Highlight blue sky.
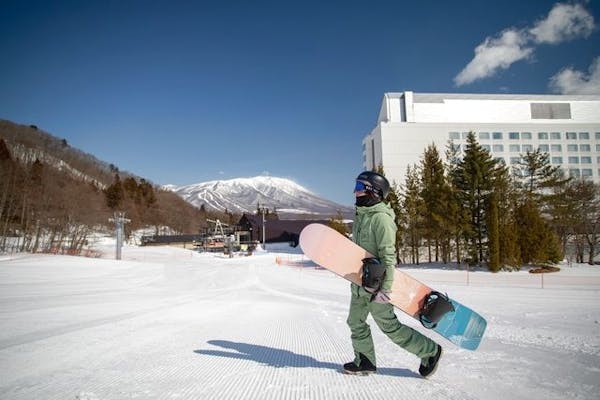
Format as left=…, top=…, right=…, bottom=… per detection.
left=1, top=0, right=599, bottom=205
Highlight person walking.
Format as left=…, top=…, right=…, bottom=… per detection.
left=343, top=171, right=442, bottom=377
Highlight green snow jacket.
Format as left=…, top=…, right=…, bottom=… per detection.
left=352, top=201, right=397, bottom=291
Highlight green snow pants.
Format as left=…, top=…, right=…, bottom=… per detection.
left=346, top=283, right=438, bottom=367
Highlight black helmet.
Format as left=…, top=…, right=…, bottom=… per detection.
left=356, top=171, right=390, bottom=199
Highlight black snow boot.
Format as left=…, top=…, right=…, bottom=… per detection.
left=343, top=353, right=376, bottom=375
left=419, top=345, right=442, bottom=378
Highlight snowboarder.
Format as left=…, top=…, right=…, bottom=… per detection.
left=343, top=171, right=442, bottom=377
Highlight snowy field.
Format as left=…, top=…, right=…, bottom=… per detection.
left=1, top=241, right=599, bottom=400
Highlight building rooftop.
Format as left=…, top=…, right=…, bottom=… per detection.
left=386, top=92, right=600, bottom=103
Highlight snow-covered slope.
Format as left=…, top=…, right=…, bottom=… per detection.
left=166, top=176, right=354, bottom=218
left=0, top=246, right=599, bottom=399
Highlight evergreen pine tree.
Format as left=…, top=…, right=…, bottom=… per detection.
left=516, top=198, right=563, bottom=264
left=402, top=165, right=424, bottom=264
left=486, top=192, right=500, bottom=272
left=513, top=148, right=569, bottom=265
left=549, top=180, right=580, bottom=255
left=452, top=132, right=502, bottom=265
left=104, top=173, right=124, bottom=210
left=420, top=144, right=447, bottom=262
left=445, top=140, right=469, bottom=264
left=388, top=181, right=406, bottom=263
left=514, top=149, right=568, bottom=202
left=0, top=138, right=12, bottom=161
left=496, top=175, right=522, bottom=269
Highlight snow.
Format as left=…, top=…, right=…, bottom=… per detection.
left=165, top=176, right=353, bottom=217
left=1, top=242, right=599, bottom=400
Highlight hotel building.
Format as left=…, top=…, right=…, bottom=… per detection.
left=363, top=92, right=600, bottom=185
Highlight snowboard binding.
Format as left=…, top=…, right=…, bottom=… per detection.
left=419, top=291, right=455, bottom=329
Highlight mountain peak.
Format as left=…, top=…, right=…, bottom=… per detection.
left=166, top=176, right=353, bottom=219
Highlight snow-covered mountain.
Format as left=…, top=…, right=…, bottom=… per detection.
left=165, top=176, right=353, bottom=219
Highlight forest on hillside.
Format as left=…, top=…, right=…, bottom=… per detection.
left=384, top=132, right=600, bottom=270
left=0, top=121, right=237, bottom=254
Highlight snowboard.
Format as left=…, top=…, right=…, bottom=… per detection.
left=299, top=223, right=486, bottom=350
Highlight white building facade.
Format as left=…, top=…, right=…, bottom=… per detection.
left=363, top=91, right=600, bottom=185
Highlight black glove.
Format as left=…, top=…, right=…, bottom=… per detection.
left=361, top=257, right=386, bottom=293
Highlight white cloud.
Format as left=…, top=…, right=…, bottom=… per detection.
left=530, top=3, right=595, bottom=44
left=455, top=2, right=596, bottom=87
left=454, top=29, right=533, bottom=86
left=549, top=56, right=600, bottom=94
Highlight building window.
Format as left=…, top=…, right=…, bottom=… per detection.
left=579, top=132, right=590, bottom=140
left=551, top=144, right=562, bottom=152
left=595, top=132, right=600, bottom=140
left=580, top=144, right=591, bottom=152
left=462, top=132, right=470, bottom=139
left=597, top=144, right=600, bottom=152
left=509, top=144, right=520, bottom=152
left=482, top=144, right=491, bottom=151
left=493, top=132, right=503, bottom=140
left=581, top=157, right=592, bottom=164
left=538, top=132, right=549, bottom=140
left=449, top=132, right=460, bottom=140
left=567, top=144, right=578, bottom=152
left=568, top=156, right=579, bottom=164
left=479, top=132, right=490, bottom=140
left=539, top=144, right=549, bottom=152
left=569, top=169, right=581, bottom=178
left=492, top=144, right=504, bottom=152
left=550, top=132, right=561, bottom=140
left=509, top=132, right=520, bottom=140
left=566, top=132, right=577, bottom=140
left=582, top=169, right=593, bottom=178
left=552, top=157, right=563, bottom=164
left=510, top=157, right=521, bottom=164
left=522, top=144, right=533, bottom=152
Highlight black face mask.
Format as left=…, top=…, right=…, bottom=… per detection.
left=355, top=194, right=381, bottom=207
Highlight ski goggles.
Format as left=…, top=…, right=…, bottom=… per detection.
left=354, top=180, right=374, bottom=193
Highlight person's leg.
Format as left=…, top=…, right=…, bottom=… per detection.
left=346, top=285, right=377, bottom=366
left=370, top=301, right=438, bottom=359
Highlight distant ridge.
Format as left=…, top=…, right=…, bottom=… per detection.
left=165, top=176, right=354, bottom=219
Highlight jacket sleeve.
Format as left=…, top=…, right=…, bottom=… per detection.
left=370, top=213, right=397, bottom=291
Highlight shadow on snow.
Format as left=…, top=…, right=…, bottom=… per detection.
left=194, top=340, right=419, bottom=378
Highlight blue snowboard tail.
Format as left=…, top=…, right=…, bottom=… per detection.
left=431, top=299, right=487, bottom=350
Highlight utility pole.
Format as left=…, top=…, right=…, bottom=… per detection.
left=109, top=212, right=130, bottom=260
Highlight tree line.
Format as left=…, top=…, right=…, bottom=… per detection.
left=0, top=135, right=232, bottom=254
left=384, top=132, right=599, bottom=271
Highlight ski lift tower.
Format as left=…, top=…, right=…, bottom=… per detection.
left=109, top=212, right=130, bottom=260
left=206, top=219, right=228, bottom=238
